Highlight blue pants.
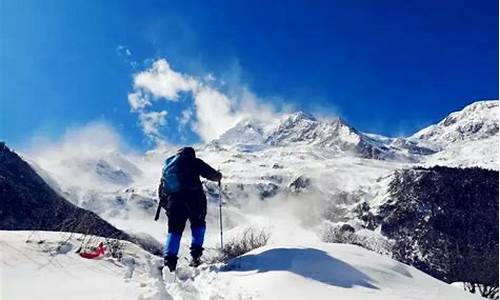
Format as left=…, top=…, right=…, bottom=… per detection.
left=164, top=226, right=205, bottom=257
left=162, top=190, right=207, bottom=257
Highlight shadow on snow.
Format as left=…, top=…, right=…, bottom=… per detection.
left=226, top=247, right=379, bottom=289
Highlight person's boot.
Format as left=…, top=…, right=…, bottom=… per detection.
left=164, top=255, right=178, bottom=272
left=189, top=246, right=204, bottom=267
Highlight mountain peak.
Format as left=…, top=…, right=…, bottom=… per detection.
left=288, top=111, right=317, bottom=122
left=410, top=100, right=499, bottom=148
left=216, top=118, right=267, bottom=147
left=329, top=115, right=353, bottom=128
left=461, top=99, right=498, bottom=112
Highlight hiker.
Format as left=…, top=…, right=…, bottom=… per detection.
left=156, top=147, right=222, bottom=271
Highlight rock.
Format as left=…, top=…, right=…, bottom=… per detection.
left=377, top=166, right=498, bottom=286
left=339, top=224, right=355, bottom=234
left=289, top=175, right=311, bottom=192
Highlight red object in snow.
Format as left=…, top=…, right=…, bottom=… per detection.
left=79, top=242, right=107, bottom=259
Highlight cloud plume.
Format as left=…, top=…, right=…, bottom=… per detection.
left=127, top=58, right=277, bottom=144
left=23, top=122, right=142, bottom=192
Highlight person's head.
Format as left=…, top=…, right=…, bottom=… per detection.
left=177, top=146, right=196, bottom=158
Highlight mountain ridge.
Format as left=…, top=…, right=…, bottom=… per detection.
left=410, top=100, right=499, bottom=149
left=0, top=142, right=161, bottom=254
left=2, top=100, right=498, bottom=299
left=211, top=100, right=498, bottom=165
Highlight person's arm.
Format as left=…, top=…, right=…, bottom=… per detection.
left=196, top=158, right=222, bottom=182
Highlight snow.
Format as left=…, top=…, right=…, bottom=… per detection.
left=411, top=100, right=498, bottom=148
left=21, top=101, right=498, bottom=228
left=217, top=119, right=267, bottom=147
left=0, top=229, right=481, bottom=300
left=409, top=100, right=499, bottom=170
left=221, top=243, right=480, bottom=300
left=6, top=100, right=497, bottom=299
left=421, top=135, right=499, bottom=170
left=0, top=231, right=167, bottom=300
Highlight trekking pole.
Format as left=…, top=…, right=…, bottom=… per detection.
left=218, top=179, right=224, bottom=249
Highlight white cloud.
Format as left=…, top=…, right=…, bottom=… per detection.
left=128, top=58, right=278, bottom=144
left=192, top=86, right=241, bottom=140
left=30, top=122, right=125, bottom=157
left=23, top=122, right=180, bottom=199
left=128, top=91, right=151, bottom=111
left=23, top=122, right=138, bottom=192
left=133, top=59, right=198, bottom=100
left=139, top=110, right=167, bottom=141
left=179, top=108, right=193, bottom=126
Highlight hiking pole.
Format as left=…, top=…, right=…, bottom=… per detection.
left=218, top=179, right=224, bottom=249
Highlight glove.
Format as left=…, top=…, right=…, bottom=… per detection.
left=214, top=172, right=222, bottom=182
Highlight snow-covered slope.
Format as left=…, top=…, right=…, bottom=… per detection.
left=212, top=111, right=418, bottom=160
left=13, top=101, right=497, bottom=246
left=1, top=229, right=480, bottom=300
left=22, top=101, right=498, bottom=232
left=214, top=100, right=499, bottom=167
left=0, top=231, right=167, bottom=300
left=8, top=100, right=497, bottom=299
left=43, top=151, right=142, bottom=190
left=220, top=243, right=481, bottom=300
left=422, top=135, right=498, bottom=169
left=411, top=100, right=498, bottom=149
left=411, top=100, right=499, bottom=169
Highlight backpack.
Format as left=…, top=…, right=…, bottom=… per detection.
left=154, top=154, right=181, bottom=221
left=161, top=154, right=182, bottom=193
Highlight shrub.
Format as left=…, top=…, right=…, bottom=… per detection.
left=320, top=223, right=357, bottom=244
left=320, top=222, right=393, bottom=255
left=105, top=238, right=125, bottom=260
left=462, top=283, right=498, bottom=300
left=218, top=227, right=270, bottom=263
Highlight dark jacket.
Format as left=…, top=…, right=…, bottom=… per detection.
left=155, top=147, right=221, bottom=221
left=169, top=147, right=221, bottom=191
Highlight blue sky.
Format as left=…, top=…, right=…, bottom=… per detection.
left=1, top=0, right=498, bottom=150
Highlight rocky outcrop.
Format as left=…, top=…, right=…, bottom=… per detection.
left=377, top=166, right=498, bottom=287
left=0, top=142, right=161, bottom=255
left=289, top=175, right=311, bottom=192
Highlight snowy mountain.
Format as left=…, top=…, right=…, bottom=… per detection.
left=217, top=118, right=270, bottom=147
left=24, top=145, right=156, bottom=218
left=213, top=111, right=427, bottom=160
left=411, top=100, right=499, bottom=149
left=43, top=151, right=142, bottom=190
left=265, top=112, right=398, bottom=159
left=411, top=101, right=499, bottom=169
left=0, top=142, right=161, bottom=254
left=213, top=100, right=498, bottom=168
left=428, top=135, right=498, bottom=169
left=3, top=100, right=498, bottom=299
left=15, top=100, right=497, bottom=244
